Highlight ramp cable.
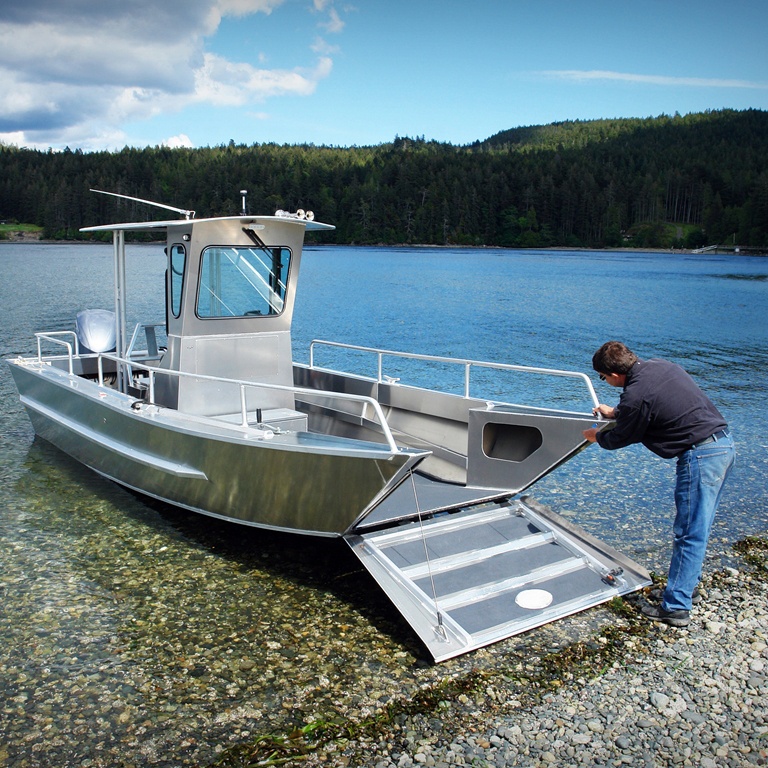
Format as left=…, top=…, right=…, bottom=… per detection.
left=409, top=469, right=447, bottom=641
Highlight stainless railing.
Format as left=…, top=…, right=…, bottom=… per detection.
left=308, top=339, right=601, bottom=409
left=126, top=322, right=164, bottom=360
left=35, top=332, right=81, bottom=375
left=92, top=353, right=401, bottom=453
left=31, top=330, right=598, bottom=455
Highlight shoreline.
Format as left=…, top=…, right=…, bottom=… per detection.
left=0, top=234, right=754, bottom=257
left=212, top=538, right=768, bottom=768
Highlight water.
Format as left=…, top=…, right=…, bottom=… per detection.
left=295, top=245, right=768, bottom=564
left=1, top=242, right=767, bottom=767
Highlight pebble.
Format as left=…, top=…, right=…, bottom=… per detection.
left=333, top=568, right=768, bottom=768
left=650, top=691, right=669, bottom=710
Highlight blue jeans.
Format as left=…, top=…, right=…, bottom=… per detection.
left=663, top=431, right=735, bottom=612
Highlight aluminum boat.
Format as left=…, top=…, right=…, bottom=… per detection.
left=8, top=192, right=650, bottom=661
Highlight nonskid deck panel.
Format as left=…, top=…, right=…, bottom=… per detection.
left=355, top=471, right=511, bottom=530
left=346, top=496, right=651, bottom=662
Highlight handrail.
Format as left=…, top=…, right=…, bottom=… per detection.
left=95, top=352, right=402, bottom=454
left=308, top=339, right=600, bottom=409
left=35, top=332, right=80, bottom=375
left=126, top=322, right=164, bottom=359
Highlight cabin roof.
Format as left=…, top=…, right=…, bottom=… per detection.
left=80, top=215, right=335, bottom=234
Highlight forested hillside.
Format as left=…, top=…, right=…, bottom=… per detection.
left=1, top=109, right=766, bottom=248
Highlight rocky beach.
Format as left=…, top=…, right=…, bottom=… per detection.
left=339, top=560, right=767, bottom=768
left=214, top=540, right=768, bottom=768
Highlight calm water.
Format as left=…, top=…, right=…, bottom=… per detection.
left=294, top=244, right=768, bottom=561
left=1, top=242, right=767, bottom=766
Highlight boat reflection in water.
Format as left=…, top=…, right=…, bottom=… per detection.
left=7, top=192, right=650, bottom=661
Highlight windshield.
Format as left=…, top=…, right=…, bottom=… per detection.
left=197, top=246, right=291, bottom=318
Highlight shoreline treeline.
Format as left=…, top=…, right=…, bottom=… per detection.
left=0, top=109, right=766, bottom=249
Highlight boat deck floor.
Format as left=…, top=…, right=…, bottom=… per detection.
left=357, top=472, right=511, bottom=531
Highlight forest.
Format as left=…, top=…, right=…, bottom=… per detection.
left=0, top=108, right=766, bottom=249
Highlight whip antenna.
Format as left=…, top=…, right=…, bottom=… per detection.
left=90, top=189, right=195, bottom=219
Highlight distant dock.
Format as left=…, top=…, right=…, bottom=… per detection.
left=693, top=244, right=767, bottom=255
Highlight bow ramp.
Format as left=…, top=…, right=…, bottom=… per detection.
left=346, top=490, right=650, bottom=662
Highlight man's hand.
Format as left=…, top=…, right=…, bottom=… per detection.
left=584, top=405, right=615, bottom=442
left=583, top=427, right=600, bottom=443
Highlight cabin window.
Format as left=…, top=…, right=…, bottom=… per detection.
left=170, top=244, right=186, bottom=318
left=197, top=246, right=291, bottom=318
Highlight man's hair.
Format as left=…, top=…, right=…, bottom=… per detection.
left=592, top=341, right=638, bottom=375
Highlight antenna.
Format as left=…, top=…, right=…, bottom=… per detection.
left=90, top=189, right=195, bottom=219
left=240, top=189, right=248, bottom=216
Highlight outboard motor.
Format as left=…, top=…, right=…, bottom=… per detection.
left=76, top=309, right=116, bottom=354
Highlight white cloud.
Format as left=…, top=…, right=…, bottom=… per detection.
left=320, top=7, right=345, bottom=33
left=312, top=36, right=340, bottom=55
left=164, top=134, right=195, bottom=148
left=0, top=0, right=345, bottom=149
left=541, top=70, right=768, bottom=90
left=0, top=131, right=27, bottom=147
left=193, top=53, right=332, bottom=106
left=216, top=0, right=285, bottom=15
left=204, top=0, right=286, bottom=35
left=0, top=23, right=198, bottom=92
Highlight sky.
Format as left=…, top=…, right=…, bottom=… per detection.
left=1, top=0, right=767, bottom=151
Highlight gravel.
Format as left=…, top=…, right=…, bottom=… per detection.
left=327, top=566, right=768, bottom=768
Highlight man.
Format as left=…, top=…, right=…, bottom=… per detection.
left=582, top=341, right=734, bottom=627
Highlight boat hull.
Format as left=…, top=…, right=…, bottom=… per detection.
left=9, top=361, right=419, bottom=536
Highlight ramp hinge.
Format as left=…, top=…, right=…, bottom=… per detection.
left=601, top=567, right=624, bottom=586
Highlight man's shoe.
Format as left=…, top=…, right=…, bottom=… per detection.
left=641, top=603, right=691, bottom=627
left=648, top=585, right=702, bottom=605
